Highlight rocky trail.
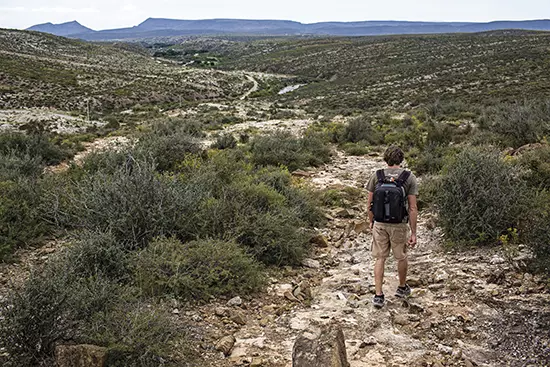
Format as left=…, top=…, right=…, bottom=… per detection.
left=1, top=117, right=549, bottom=367
left=188, top=145, right=550, bottom=367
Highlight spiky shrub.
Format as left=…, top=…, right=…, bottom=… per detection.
left=436, top=147, right=527, bottom=245
left=133, top=237, right=265, bottom=300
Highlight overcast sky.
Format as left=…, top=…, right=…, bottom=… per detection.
left=1, top=0, right=549, bottom=30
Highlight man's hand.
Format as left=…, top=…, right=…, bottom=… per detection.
left=408, top=234, right=417, bottom=248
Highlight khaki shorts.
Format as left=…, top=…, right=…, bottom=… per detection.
left=372, top=222, right=409, bottom=260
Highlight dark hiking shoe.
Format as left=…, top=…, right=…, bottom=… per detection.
left=395, top=284, right=412, bottom=298
left=373, top=294, right=385, bottom=308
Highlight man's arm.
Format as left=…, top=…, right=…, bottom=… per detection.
left=407, top=195, right=418, bottom=248
left=367, top=191, right=374, bottom=229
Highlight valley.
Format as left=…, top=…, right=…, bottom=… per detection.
left=0, top=28, right=549, bottom=367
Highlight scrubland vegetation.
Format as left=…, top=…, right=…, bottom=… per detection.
left=1, top=28, right=550, bottom=366
left=0, top=117, right=330, bottom=365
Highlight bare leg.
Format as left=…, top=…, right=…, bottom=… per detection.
left=397, top=258, right=408, bottom=287
left=374, top=258, right=386, bottom=295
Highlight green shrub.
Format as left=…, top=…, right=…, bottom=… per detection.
left=87, top=302, right=183, bottom=367
left=521, top=190, right=550, bottom=272
left=235, top=210, right=311, bottom=265
left=479, top=100, right=550, bottom=148
left=134, top=129, right=204, bottom=172
left=417, top=175, right=442, bottom=211
left=133, top=237, right=264, bottom=300
left=0, top=132, right=71, bottom=166
left=437, top=147, right=527, bottom=245
left=517, top=144, right=550, bottom=189
left=250, top=131, right=331, bottom=171
left=57, top=160, right=193, bottom=247
left=0, top=179, right=50, bottom=260
left=212, top=133, right=237, bottom=150
left=341, top=115, right=382, bottom=144
left=407, top=143, right=455, bottom=175
left=341, top=142, right=370, bottom=156
left=62, top=230, right=129, bottom=280
left=0, top=151, right=43, bottom=181
left=0, top=263, right=121, bottom=366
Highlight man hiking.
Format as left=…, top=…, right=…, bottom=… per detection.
left=366, top=146, right=418, bottom=308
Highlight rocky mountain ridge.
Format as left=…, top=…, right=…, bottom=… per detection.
left=25, top=18, right=550, bottom=40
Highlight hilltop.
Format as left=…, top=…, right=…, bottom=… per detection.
left=27, top=21, right=94, bottom=37
left=25, top=18, right=550, bottom=40
left=0, top=29, right=256, bottom=114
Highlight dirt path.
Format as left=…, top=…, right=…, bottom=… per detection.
left=192, top=145, right=549, bottom=367
left=240, top=74, right=259, bottom=100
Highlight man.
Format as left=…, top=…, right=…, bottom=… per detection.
left=366, top=146, right=418, bottom=308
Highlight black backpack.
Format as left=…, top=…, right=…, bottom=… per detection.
left=371, top=169, right=411, bottom=224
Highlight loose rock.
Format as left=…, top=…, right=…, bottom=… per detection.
left=292, top=326, right=349, bottom=367
left=216, top=335, right=236, bottom=357
left=227, top=296, right=243, bottom=307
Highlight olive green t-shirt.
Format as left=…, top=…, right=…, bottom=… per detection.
left=366, top=168, right=419, bottom=197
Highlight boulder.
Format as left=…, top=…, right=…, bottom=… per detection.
left=55, top=344, right=107, bottom=367
left=292, top=326, right=349, bottom=367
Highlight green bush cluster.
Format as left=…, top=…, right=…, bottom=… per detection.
left=479, top=100, right=550, bottom=148
left=0, top=132, right=77, bottom=259
left=436, top=147, right=527, bottom=245
left=435, top=146, right=550, bottom=269
left=212, top=133, right=237, bottom=150
left=0, top=240, right=181, bottom=366
left=250, top=130, right=332, bottom=171
left=134, top=237, right=264, bottom=300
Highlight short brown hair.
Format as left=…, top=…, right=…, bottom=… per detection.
left=384, top=146, right=404, bottom=166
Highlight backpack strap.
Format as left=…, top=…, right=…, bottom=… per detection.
left=395, top=170, right=411, bottom=188
left=376, top=169, right=386, bottom=184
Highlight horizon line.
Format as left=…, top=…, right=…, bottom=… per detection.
left=24, top=17, right=550, bottom=32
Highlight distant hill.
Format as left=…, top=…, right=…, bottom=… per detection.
left=27, top=21, right=94, bottom=37
left=26, top=18, right=550, bottom=40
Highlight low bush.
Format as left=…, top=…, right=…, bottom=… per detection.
left=0, top=233, right=182, bottom=366
left=133, top=237, right=265, bottom=300
left=0, top=132, right=71, bottom=166
left=436, top=147, right=527, bottom=245
left=521, top=190, right=550, bottom=272
left=0, top=263, right=121, bottom=366
left=134, top=127, right=204, bottom=172
left=250, top=131, right=331, bottom=171
left=86, top=301, right=183, bottom=367
left=517, top=144, right=550, bottom=189
left=340, top=142, right=370, bottom=156
left=0, top=151, right=43, bottom=181
left=212, top=133, right=237, bottom=150
left=479, top=100, right=550, bottom=148
left=340, top=115, right=382, bottom=145
left=56, top=159, right=193, bottom=247
left=62, top=230, right=129, bottom=280
left=0, top=179, right=50, bottom=260
left=417, top=175, right=442, bottom=212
